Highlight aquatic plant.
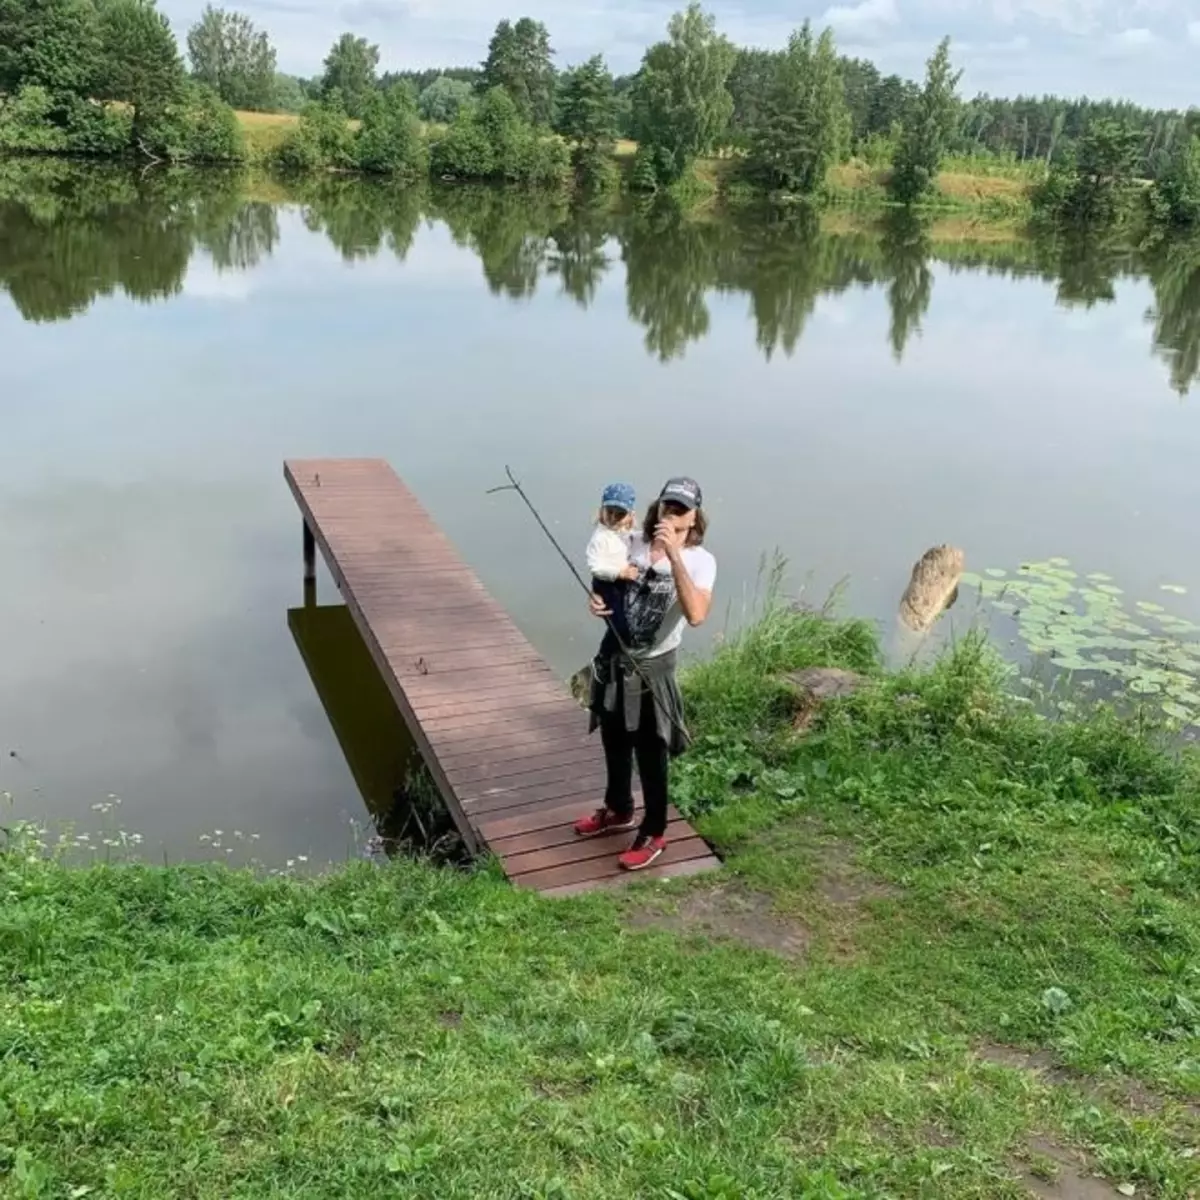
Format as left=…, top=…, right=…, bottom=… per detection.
left=962, top=557, right=1200, bottom=723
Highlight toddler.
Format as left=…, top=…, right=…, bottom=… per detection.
left=586, top=482, right=640, bottom=645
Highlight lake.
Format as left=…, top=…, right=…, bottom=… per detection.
left=3, top=160, right=1200, bottom=866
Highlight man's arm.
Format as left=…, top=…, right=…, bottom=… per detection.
left=657, top=530, right=713, bottom=626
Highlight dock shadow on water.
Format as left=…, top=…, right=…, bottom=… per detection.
left=287, top=603, right=466, bottom=865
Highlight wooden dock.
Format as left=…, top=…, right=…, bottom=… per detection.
left=285, top=458, right=720, bottom=896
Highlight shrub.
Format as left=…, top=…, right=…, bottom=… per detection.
left=429, top=88, right=566, bottom=186
left=275, top=96, right=356, bottom=172
left=518, top=134, right=568, bottom=187
left=59, top=95, right=131, bottom=156
left=357, top=84, right=428, bottom=179
left=0, top=86, right=69, bottom=152
left=430, top=119, right=495, bottom=179
left=175, top=85, right=244, bottom=162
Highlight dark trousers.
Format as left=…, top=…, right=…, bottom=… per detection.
left=600, top=689, right=670, bottom=839
left=592, top=576, right=630, bottom=644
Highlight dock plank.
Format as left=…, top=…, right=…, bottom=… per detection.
left=285, top=458, right=720, bottom=895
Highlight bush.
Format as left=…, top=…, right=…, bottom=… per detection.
left=58, top=95, right=131, bottom=156
left=167, top=86, right=245, bottom=163
left=430, top=119, right=495, bottom=179
left=630, top=143, right=675, bottom=192
left=1148, top=134, right=1200, bottom=229
left=518, top=134, right=569, bottom=187
left=429, top=88, right=566, bottom=186
left=0, top=87, right=133, bottom=157
left=357, top=84, right=428, bottom=179
left=275, top=97, right=356, bottom=172
left=0, top=86, right=69, bottom=152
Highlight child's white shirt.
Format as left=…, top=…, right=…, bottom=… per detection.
left=586, top=525, right=631, bottom=580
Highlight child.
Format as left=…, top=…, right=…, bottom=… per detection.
left=586, top=482, right=640, bottom=645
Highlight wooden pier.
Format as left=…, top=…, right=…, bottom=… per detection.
left=285, top=458, right=720, bottom=896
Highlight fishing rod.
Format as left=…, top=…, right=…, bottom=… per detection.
left=486, top=465, right=691, bottom=743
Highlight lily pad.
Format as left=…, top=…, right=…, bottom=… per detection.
left=1161, top=584, right=1187, bottom=595
left=1162, top=702, right=1193, bottom=723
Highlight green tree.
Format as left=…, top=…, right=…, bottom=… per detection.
left=838, top=56, right=880, bottom=144
left=94, top=0, right=187, bottom=147
left=749, top=23, right=848, bottom=195
left=0, top=0, right=102, bottom=96
left=186, top=5, right=277, bottom=111
left=889, top=37, right=960, bottom=204
left=418, top=75, right=474, bottom=124
left=630, top=3, right=735, bottom=188
left=726, top=47, right=779, bottom=148
left=1039, top=119, right=1143, bottom=225
left=1149, top=133, right=1200, bottom=228
left=275, top=93, right=356, bottom=171
left=556, top=55, right=618, bottom=189
left=320, top=33, right=379, bottom=120
left=273, top=73, right=307, bottom=113
left=357, top=84, right=428, bottom=178
left=431, top=87, right=566, bottom=185
left=479, top=17, right=555, bottom=126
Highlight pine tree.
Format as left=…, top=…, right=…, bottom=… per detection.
left=889, top=37, right=961, bottom=204
left=480, top=17, right=555, bottom=126
left=749, top=23, right=847, bottom=195
left=557, top=55, right=618, bottom=189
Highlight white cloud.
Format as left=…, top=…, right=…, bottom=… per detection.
left=158, top=0, right=1198, bottom=107
left=820, top=0, right=900, bottom=38
left=1108, top=25, right=1158, bottom=48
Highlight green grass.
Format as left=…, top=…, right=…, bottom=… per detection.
left=2, top=603, right=1199, bottom=1197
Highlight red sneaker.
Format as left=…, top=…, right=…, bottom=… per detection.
left=574, top=807, right=638, bottom=838
left=618, top=836, right=666, bottom=871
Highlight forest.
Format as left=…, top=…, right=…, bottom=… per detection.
left=1, top=0, right=1198, bottom=226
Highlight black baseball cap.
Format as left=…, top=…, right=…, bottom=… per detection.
left=658, top=476, right=702, bottom=510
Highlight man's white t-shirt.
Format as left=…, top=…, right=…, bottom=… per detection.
left=625, top=533, right=717, bottom=657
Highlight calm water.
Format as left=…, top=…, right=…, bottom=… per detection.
left=3, top=161, right=1200, bottom=864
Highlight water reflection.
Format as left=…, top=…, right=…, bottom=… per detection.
left=287, top=602, right=457, bottom=857
left=3, top=160, right=1200, bottom=393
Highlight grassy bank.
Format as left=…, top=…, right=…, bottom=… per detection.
left=233, top=110, right=1035, bottom=219
left=3, top=604, right=1198, bottom=1197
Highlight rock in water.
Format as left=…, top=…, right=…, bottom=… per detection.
left=898, top=545, right=965, bottom=633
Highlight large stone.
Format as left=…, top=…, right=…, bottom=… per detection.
left=898, top=544, right=965, bottom=633
left=778, top=667, right=866, bottom=732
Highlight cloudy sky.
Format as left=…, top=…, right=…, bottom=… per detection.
left=159, top=0, right=1199, bottom=109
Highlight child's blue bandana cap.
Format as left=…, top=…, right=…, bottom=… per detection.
left=601, top=482, right=636, bottom=513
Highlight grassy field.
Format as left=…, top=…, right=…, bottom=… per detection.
left=235, top=112, right=1035, bottom=214
left=235, top=109, right=301, bottom=158
left=2, top=599, right=1198, bottom=1198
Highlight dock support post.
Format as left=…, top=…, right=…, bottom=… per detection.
left=303, top=520, right=316, bottom=608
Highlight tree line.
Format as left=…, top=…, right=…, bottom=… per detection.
left=1, top=0, right=1198, bottom=224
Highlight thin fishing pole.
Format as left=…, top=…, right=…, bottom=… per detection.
left=486, top=466, right=596, bottom=601
left=486, top=466, right=691, bottom=743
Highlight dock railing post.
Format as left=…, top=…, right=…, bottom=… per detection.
left=303, top=520, right=316, bottom=608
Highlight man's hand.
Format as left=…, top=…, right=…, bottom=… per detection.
left=654, top=522, right=687, bottom=560
left=589, top=593, right=612, bottom=618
